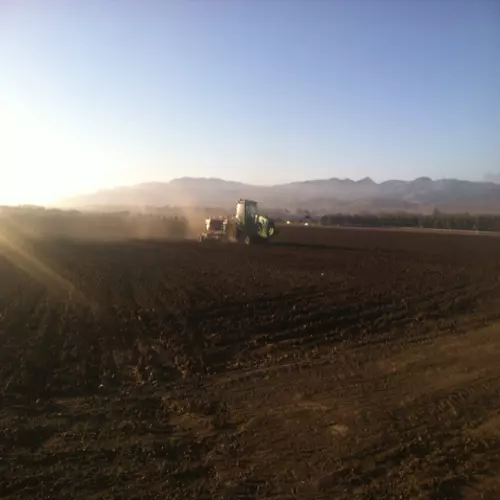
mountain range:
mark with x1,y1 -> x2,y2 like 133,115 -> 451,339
57,176 -> 500,215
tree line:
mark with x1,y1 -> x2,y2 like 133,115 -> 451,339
320,212 -> 500,232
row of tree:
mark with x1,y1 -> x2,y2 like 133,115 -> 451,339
320,212 -> 500,232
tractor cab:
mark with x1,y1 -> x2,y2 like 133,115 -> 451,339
236,199 -> 258,224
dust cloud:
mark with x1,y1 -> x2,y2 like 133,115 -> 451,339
0,206 -> 207,306
0,206 -> 207,242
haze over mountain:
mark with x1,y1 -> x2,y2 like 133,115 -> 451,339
57,176 -> 500,215
484,172 -> 500,184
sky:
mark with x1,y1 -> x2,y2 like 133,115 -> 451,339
0,0 -> 499,205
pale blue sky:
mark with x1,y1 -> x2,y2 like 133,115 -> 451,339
0,0 -> 499,204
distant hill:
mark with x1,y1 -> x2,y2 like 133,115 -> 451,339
56,176 -> 500,215
484,172 -> 500,184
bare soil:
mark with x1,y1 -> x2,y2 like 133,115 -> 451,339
1,226 -> 500,499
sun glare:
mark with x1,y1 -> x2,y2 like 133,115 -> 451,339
0,95 -> 119,206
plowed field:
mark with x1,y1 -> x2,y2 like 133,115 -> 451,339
2,226 -> 500,499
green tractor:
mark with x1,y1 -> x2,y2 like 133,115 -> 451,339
231,199 -> 277,244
